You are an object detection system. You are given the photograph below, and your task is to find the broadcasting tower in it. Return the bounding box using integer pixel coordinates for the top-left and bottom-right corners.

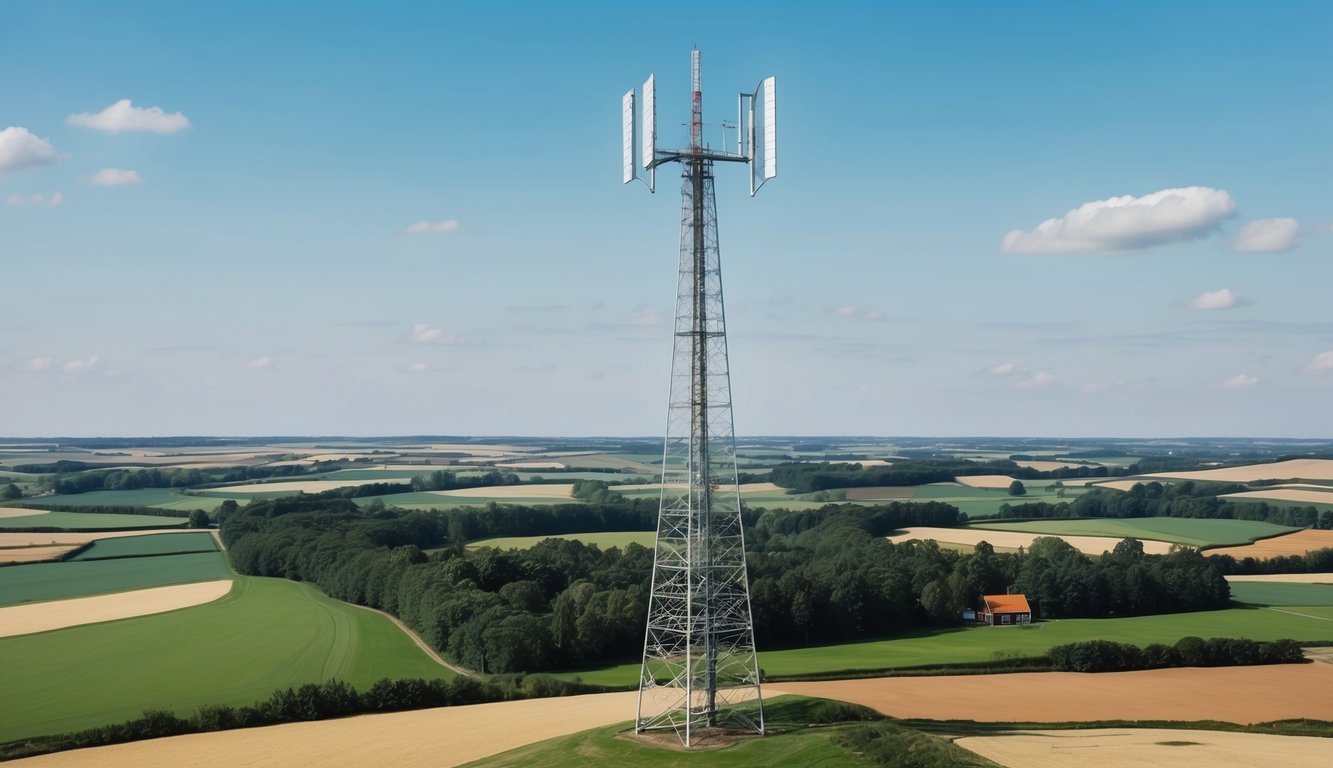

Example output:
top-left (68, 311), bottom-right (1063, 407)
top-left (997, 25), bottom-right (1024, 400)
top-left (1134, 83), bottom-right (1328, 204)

top-left (621, 50), bottom-right (777, 747)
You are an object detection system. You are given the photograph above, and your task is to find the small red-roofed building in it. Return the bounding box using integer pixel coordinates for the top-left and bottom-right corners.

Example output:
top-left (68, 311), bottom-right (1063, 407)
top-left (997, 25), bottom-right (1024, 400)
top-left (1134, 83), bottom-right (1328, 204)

top-left (979, 594), bottom-right (1032, 625)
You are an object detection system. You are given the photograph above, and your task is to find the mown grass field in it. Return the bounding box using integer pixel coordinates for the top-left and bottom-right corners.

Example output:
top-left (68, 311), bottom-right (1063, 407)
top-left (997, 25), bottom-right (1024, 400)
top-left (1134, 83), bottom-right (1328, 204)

top-left (463, 696), bottom-right (996, 768)
top-left (0, 551), bottom-right (231, 605)
top-left (970, 517), bottom-right (1296, 548)
top-left (1229, 582), bottom-right (1333, 606)
top-left (547, 606), bottom-right (1333, 687)
top-left (35, 488), bottom-right (246, 513)
top-left (67, 532), bottom-right (218, 561)
top-left (0, 574), bottom-right (453, 742)
top-left (0, 510), bottom-right (187, 530)
top-left (464, 531), bottom-right (655, 551)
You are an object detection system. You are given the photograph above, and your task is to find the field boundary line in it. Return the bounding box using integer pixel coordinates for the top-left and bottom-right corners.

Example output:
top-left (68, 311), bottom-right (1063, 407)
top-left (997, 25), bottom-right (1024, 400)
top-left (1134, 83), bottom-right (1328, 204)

top-left (345, 602), bottom-right (480, 678)
top-left (1266, 607), bottom-right (1333, 622)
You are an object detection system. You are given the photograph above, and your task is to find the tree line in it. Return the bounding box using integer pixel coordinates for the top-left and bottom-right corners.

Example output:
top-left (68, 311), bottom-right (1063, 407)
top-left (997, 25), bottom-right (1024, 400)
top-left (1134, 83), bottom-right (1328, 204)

top-left (220, 495), bottom-right (1232, 675)
top-left (1048, 637), bottom-right (1306, 672)
top-left (997, 480), bottom-right (1333, 529)
top-left (767, 459), bottom-right (1126, 493)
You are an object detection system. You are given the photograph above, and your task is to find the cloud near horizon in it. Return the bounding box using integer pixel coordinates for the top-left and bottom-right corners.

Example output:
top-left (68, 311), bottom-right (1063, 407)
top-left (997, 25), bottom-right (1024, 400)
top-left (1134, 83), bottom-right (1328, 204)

top-left (0, 127), bottom-right (58, 172)
top-left (402, 219), bottom-right (459, 235)
top-left (246, 356), bottom-right (274, 370)
top-left (1001, 186), bottom-right (1236, 254)
top-left (404, 323), bottom-right (463, 345)
top-left (61, 355), bottom-right (100, 375)
top-left (88, 168), bottom-right (143, 187)
top-left (1188, 288), bottom-right (1243, 311)
top-left (1231, 217), bottom-right (1300, 253)
top-left (1305, 351), bottom-right (1333, 375)
top-left (5, 191), bottom-right (63, 207)
top-left (1218, 373), bottom-right (1258, 390)
top-left (66, 99), bottom-right (191, 134)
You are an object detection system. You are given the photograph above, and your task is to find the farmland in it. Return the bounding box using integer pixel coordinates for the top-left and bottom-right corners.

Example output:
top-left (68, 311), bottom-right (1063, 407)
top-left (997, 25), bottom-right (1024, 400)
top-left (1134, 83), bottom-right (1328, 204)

top-left (0, 510), bottom-right (188, 530)
top-left (0, 581), bottom-right (233, 638)
top-left (549, 606), bottom-right (1333, 687)
top-left (67, 532), bottom-right (217, 560)
top-left (970, 517), bottom-right (1297, 548)
top-left (1206, 529), bottom-right (1333, 559)
top-left (958, 728), bottom-right (1333, 768)
top-left (465, 531), bottom-right (655, 550)
top-left (0, 551), bottom-right (231, 605)
top-left (0, 575), bottom-right (453, 742)
top-left (1227, 581), bottom-right (1333, 606)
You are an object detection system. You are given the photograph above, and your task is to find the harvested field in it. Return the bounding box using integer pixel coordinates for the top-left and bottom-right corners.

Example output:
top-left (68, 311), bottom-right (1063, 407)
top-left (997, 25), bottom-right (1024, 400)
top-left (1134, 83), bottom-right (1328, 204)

top-left (5, 691), bottom-right (643, 768)
top-left (0, 508), bottom-right (46, 519)
top-left (1227, 573), bottom-right (1333, 583)
top-left (1014, 460), bottom-right (1095, 471)
top-left (777, 664), bottom-right (1333, 723)
top-left (845, 486), bottom-right (918, 501)
top-left (1149, 458), bottom-right (1333, 483)
top-left (218, 478), bottom-right (398, 494)
top-left (957, 728), bottom-right (1333, 768)
top-left (464, 531), bottom-right (655, 551)
top-left (887, 526), bottom-right (1174, 555)
top-left (495, 461), bottom-right (566, 470)
top-left (1221, 489), bottom-right (1333, 505)
top-left (0, 545), bottom-right (77, 563)
top-left (0, 529), bottom-right (204, 548)
top-left (0, 580), bottom-right (232, 638)
top-left (973, 517), bottom-right (1293, 548)
top-left (1207, 529), bottom-right (1333, 559)
top-left (433, 483), bottom-right (574, 499)
top-left (1090, 479), bottom-right (1152, 491)
top-left (956, 475), bottom-right (1018, 489)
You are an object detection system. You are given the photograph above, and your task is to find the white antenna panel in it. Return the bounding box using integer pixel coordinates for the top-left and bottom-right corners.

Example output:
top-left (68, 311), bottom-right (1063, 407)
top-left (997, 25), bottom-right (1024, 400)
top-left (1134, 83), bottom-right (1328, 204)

top-left (622, 89), bottom-right (636, 184)
top-left (750, 76), bottom-right (776, 195)
top-left (641, 74), bottom-right (656, 170)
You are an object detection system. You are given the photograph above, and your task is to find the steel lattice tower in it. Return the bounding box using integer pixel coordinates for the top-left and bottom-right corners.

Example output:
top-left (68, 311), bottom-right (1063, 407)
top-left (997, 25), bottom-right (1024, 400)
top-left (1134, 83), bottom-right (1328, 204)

top-left (621, 50), bottom-right (777, 747)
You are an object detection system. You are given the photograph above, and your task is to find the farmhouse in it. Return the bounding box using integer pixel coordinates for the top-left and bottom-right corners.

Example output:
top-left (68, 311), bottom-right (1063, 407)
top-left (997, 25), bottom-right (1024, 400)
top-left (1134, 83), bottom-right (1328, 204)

top-left (978, 594), bottom-right (1031, 626)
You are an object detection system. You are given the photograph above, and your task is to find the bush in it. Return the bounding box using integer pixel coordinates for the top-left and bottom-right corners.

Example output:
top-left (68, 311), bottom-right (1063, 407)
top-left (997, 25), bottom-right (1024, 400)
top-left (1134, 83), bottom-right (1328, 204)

top-left (1048, 638), bottom-right (1307, 672)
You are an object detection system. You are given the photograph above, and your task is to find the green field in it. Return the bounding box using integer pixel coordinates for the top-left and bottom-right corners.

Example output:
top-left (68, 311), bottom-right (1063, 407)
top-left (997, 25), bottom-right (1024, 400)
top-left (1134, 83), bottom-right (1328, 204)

top-left (0, 510), bottom-right (187, 530)
top-left (0, 551), bottom-right (231, 605)
top-left (465, 531), bottom-right (655, 550)
top-left (0, 574), bottom-right (454, 742)
top-left (354, 491), bottom-right (581, 510)
top-left (908, 483), bottom-right (1078, 518)
top-left (35, 488), bottom-right (244, 513)
top-left (970, 517), bottom-right (1297, 548)
top-left (465, 696), bottom-right (994, 768)
top-left (1229, 581), bottom-right (1333, 606)
top-left (548, 606), bottom-right (1333, 687)
top-left (68, 532), bottom-right (218, 561)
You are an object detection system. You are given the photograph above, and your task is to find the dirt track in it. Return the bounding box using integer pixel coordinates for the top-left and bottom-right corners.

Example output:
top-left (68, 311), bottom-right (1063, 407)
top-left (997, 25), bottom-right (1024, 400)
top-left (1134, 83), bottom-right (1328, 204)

top-left (777, 664), bottom-right (1333, 723)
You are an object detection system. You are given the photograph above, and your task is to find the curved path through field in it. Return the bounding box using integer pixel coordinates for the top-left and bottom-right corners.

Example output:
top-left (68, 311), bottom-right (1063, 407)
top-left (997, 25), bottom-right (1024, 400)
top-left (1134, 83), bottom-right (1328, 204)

top-left (9, 692), bottom-right (643, 768)
top-left (777, 664), bottom-right (1333, 723)
top-left (957, 728), bottom-right (1333, 768)
top-left (347, 603), bottom-right (478, 678)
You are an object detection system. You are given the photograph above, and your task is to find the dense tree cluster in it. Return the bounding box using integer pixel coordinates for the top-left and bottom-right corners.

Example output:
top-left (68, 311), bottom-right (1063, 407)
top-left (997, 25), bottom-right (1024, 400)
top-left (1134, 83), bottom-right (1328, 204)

top-left (998, 481), bottom-right (1332, 529)
top-left (1048, 637), bottom-right (1305, 672)
top-left (1211, 547), bottom-right (1333, 575)
top-left (768, 460), bottom-right (1124, 493)
top-left (36, 463), bottom-right (328, 495)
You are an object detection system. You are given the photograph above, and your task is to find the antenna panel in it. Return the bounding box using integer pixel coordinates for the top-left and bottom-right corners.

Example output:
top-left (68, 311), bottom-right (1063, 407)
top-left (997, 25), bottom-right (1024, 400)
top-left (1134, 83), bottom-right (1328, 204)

top-left (750, 76), bottom-right (776, 195)
top-left (622, 89), bottom-right (636, 184)
top-left (641, 75), bottom-right (656, 170)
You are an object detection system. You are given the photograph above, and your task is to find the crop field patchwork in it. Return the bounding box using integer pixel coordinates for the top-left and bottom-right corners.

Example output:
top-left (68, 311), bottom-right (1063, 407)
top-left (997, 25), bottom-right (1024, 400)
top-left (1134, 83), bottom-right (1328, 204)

top-left (549, 607), bottom-right (1333, 687)
top-left (970, 517), bottom-right (1297, 548)
top-left (464, 531), bottom-right (655, 550)
top-left (0, 575), bottom-right (453, 742)
top-left (0, 510), bottom-right (189, 530)
top-left (67, 532), bottom-right (218, 560)
top-left (1204, 529), bottom-right (1333, 559)
top-left (0, 551), bottom-right (231, 605)
top-left (957, 728), bottom-right (1333, 768)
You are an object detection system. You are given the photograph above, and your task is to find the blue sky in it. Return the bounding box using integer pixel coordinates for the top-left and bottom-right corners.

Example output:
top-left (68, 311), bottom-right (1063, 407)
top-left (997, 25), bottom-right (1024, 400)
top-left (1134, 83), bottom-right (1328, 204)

top-left (2, 1), bottom-right (1330, 437)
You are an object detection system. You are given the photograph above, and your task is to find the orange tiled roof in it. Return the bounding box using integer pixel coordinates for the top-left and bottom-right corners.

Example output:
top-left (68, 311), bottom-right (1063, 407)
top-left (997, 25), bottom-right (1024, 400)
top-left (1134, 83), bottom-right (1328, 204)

top-left (983, 594), bottom-right (1031, 613)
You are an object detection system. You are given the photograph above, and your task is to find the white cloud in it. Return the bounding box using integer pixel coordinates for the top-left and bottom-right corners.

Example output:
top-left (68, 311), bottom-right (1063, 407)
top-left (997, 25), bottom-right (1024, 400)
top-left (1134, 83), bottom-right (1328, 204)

top-left (1232, 217), bottom-right (1300, 253)
top-left (66, 99), bottom-right (191, 134)
top-left (61, 355), bottom-right (100, 374)
top-left (0, 127), bottom-right (58, 172)
top-left (88, 168), bottom-right (143, 187)
top-left (407, 362), bottom-right (429, 373)
top-left (1014, 371), bottom-right (1055, 390)
top-left (1187, 288), bottom-right (1242, 311)
top-left (626, 307), bottom-right (664, 326)
top-left (1304, 351), bottom-right (1333, 375)
top-left (402, 219), bottom-right (460, 235)
top-left (834, 305), bottom-right (857, 317)
top-left (1001, 186), bottom-right (1236, 254)
top-left (5, 191), bottom-right (63, 207)
top-left (988, 362), bottom-right (1017, 377)
top-left (246, 356), bottom-right (274, 370)
top-left (404, 323), bottom-right (463, 345)
top-left (23, 357), bottom-right (53, 371)
top-left (1218, 373), bottom-right (1258, 390)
